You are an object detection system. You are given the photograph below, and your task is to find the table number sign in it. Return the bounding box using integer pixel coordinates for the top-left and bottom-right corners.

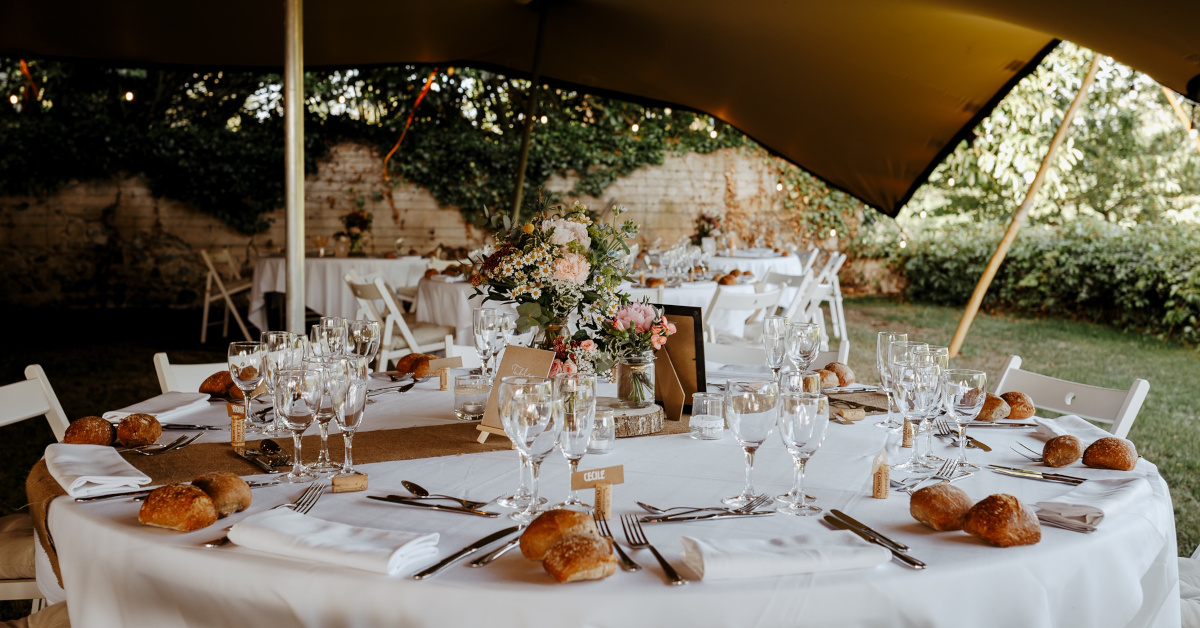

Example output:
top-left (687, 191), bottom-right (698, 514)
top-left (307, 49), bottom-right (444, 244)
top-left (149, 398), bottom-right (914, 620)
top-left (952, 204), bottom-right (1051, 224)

top-left (655, 306), bottom-right (706, 420)
top-left (571, 465), bottom-right (625, 520)
top-left (475, 345), bottom-right (556, 444)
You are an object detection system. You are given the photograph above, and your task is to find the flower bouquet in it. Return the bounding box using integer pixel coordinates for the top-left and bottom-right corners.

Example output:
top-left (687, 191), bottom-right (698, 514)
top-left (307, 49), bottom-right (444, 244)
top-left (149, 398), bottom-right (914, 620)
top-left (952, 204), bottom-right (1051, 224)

top-left (591, 301), bottom-right (677, 407)
top-left (689, 213), bottom-right (722, 246)
top-left (336, 208), bottom-right (374, 255)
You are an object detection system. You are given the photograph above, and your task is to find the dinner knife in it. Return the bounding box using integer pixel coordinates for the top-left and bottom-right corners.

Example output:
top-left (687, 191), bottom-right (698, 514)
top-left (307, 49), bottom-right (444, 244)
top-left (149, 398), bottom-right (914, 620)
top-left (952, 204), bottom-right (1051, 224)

top-left (74, 480), bottom-right (281, 502)
top-left (822, 515), bottom-right (925, 570)
top-left (988, 465), bottom-right (1087, 482)
top-left (640, 510), bottom-right (775, 524)
top-left (965, 422), bottom-right (1038, 428)
top-left (412, 525), bottom-right (522, 580)
top-left (828, 510), bottom-right (909, 552)
top-left (367, 495), bottom-right (500, 517)
top-left (963, 434), bottom-right (992, 451)
top-left (163, 424), bottom-right (224, 431)
top-left (988, 467), bottom-right (1085, 485)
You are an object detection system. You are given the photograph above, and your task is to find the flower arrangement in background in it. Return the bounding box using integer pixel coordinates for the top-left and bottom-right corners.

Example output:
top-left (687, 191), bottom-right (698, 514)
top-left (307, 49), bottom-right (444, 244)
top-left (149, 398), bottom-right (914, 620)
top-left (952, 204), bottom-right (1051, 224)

top-left (336, 208), bottom-right (374, 254)
top-left (689, 213), bottom-right (722, 245)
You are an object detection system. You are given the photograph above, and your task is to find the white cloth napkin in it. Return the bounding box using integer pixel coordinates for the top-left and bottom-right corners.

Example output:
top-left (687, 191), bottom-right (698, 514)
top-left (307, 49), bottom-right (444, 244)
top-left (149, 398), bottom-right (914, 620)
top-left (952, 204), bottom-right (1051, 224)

top-left (44, 444), bottom-right (152, 498)
top-left (679, 532), bottom-right (890, 580)
top-left (102, 392), bottom-right (210, 423)
top-left (1032, 415), bottom-right (1112, 442)
top-left (1036, 477), bottom-right (1152, 528)
top-left (227, 509), bottom-right (439, 576)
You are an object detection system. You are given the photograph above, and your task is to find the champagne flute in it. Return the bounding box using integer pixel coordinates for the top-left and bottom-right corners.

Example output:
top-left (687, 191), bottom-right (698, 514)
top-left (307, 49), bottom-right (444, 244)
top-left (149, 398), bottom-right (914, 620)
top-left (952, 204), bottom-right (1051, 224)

top-left (228, 341), bottom-right (264, 428)
top-left (551, 373), bottom-right (596, 512)
top-left (762, 316), bottom-right (788, 379)
top-left (786, 322), bottom-right (821, 371)
top-left (346, 320), bottom-right (381, 370)
top-left (335, 357), bottom-right (369, 476)
top-left (913, 345), bottom-right (949, 464)
top-left (944, 369), bottom-right (987, 469)
top-left (777, 393), bottom-right (829, 516)
top-left (472, 308), bottom-right (499, 378)
top-left (722, 378), bottom-right (780, 507)
top-left (498, 376), bottom-right (560, 523)
top-left (273, 367), bottom-right (321, 483)
top-left (875, 331), bottom-right (907, 430)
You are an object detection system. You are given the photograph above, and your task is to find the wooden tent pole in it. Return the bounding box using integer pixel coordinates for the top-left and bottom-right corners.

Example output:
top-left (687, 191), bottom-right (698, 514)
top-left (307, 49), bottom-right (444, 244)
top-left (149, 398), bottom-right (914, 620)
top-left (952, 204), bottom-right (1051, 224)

top-left (284, 0), bottom-right (306, 334)
top-left (510, 7), bottom-right (548, 225)
top-left (947, 53), bottom-right (1101, 358)
top-left (1161, 86), bottom-right (1200, 156)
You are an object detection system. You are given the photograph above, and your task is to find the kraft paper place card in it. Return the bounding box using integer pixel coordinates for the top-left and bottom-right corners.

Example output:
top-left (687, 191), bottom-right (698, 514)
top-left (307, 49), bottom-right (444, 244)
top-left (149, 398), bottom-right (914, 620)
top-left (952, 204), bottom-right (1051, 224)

top-left (476, 345), bottom-right (556, 443)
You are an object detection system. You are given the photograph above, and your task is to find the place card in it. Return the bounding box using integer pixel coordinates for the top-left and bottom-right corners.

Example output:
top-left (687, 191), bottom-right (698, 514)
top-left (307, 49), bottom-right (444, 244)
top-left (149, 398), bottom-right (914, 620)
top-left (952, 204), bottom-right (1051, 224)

top-left (871, 447), bottom-right (888, 499)
top-left (476, 345), bottom-right (556, 444)
top-left (572, 465), bottom-right (624, 521)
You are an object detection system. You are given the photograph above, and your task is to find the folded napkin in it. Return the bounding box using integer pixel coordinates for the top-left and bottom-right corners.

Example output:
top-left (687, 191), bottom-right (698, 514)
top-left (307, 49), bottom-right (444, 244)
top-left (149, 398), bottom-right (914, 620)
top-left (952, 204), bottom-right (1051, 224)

top-left (227, 509), bottom-right (439, 576)
top-left (44, 444), bottom-right (152, 498)
top-left (102, 392), bottom-right (210, 423)
top-left (1036, 477), bottom-right (1152, 528)
top-left (1032, 415), bottom-right (1112, 442)
top-left (680, 532), bottom-right (890, 580)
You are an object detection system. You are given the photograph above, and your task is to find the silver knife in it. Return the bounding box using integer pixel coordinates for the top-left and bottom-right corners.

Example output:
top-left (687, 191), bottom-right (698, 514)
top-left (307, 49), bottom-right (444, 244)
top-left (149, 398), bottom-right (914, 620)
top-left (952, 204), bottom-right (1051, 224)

top-left (640, 511), bottom-right (775, 524)
top-left (163, 424), bottom-right (224, 431)
top-left (412, 525), bottom-right (522, 579)
top-left (368, 495), bottom-right (499, 517)
top-left (235, 449), bottom-right (280, 474)
top-left (989, 465), bottom-right (1087, 482)
top-left (368, 382), bottom-right (416, 397)
top-left (823, 515), bottom-right (925, 570)
top-left (989, 468), bottom-right (1085, 485)
top-left (75, 480), bottom-right (280, 502)
top-left (829, 510), bottom-right (909, 552)
top-left (966, 422), bottom-right (1038, 428)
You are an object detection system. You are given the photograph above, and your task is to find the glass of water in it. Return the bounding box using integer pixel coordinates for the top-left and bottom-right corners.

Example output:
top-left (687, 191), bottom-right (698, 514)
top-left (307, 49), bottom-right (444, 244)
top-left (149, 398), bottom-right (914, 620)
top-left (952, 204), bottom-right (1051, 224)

top-left (587, 409), bottom-right (616, 454)
top-left (453, 374), bottom-right (490, 421)
top-left (689, 392), bottom-right (724, 440)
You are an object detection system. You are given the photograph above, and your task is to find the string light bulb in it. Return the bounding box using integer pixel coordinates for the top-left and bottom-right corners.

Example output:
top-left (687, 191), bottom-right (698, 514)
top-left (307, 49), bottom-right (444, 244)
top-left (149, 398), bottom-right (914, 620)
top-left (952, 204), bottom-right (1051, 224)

top-left (540, 115), bottom-right (548, 124)
top-left (631, 123), bottom-right (639, 132)
top-left (829, 229), bottom-right (837, 237)
top-left (124, 91), bottom-right (134, 101)
top-left (919, 210), bottom-right (927, 218)
top-left (664, 107), bottom-right (672, 115)
top-left (899, 240), bottom-right (908, 249)
top-left (338, 95), bottom-right (345, 104)
top-left (776, 183), bottom-right (783, 191)
top-left (8, 95), bottom-right (17, 105)
top-left (709, 130), bottom-right (718, 139)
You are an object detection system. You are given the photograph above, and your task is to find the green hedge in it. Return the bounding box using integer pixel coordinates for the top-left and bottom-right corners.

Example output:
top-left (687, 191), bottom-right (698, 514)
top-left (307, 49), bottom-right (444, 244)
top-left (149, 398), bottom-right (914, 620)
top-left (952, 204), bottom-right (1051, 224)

top-left (892, 219), bottom-right (1200, 345)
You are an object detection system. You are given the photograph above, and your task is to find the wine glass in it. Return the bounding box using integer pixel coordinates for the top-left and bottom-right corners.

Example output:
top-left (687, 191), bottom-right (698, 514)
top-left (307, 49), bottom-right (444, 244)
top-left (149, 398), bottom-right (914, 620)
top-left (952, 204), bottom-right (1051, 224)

top-left (722, 378), bottom-right (780, 507)
top-left (473, 308), bottom-right (499, 378)
top-left (335, 357), bottom-right (370, 476)
top-left (552, 373), bottom-right (596, 512)
top-left (497, 376), bottom-right (560, 523)
top-left (780, 368), bottom-right (821, 394)
top-left (944, 369), bottom-right (987, 469)
top-left (762, 316), bottom-right (788, 378)
top-left (786, 322), bottom-right (821, 371)
top-left (890, 358), bottom-right (939, 473)
top-left (488, 311), bottom-right (516, 373)
top-left (320, 317), bottom-right (349, 356)
top-left (273, 367), bottom-right (321, 483)
top-left (228, 341), bottom-right (264, 428)
top-left (776, 392), bottom-right (830, 516)
top-left (346, 320), bottom-right (381, 370)
top-left (302, 357), bottom-right (348, 474)
top-left (875, 331), bottom-right (908, 430)
top-left (913, 345), bottom-right (949, 464)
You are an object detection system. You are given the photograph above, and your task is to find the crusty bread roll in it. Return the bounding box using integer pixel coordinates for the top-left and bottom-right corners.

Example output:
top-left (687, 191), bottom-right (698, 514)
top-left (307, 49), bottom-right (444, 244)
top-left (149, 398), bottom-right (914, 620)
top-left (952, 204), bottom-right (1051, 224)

top-left (814, 369), bottom-right (839, 389)
top-left (423, 268), bottom-right (438, 280)
top-left (117, 413), bottom-right (162, 447)
top-left (963, 494), bottom-right (1041, 547)
top-left (975, 393), bottom-right (1010, 422)
top-left (442, 265), bottom-right (462, 276)
top-left (199, 371), bottom-right (234, 396)
top-left (411, 355), bottom-right (435, 379)
top-left (191, 472), bottom-right (252, 518)
top-left (729, 269), bottom-right (742, 276)
top-left (138, 484), bottom-right (219, 532)
top-left (1000, 391), bottom-right (1035, 419)
top-left (1083, 437), bottom-right (1138, 471)
top-left (1043, 435), bottom-right (1083, 468)
top-left (910, 484), bottom-right (973, 531)
top-left (741, 271), bottom-right (754, 278)
top-left (823, 362), bottom-right (855, 387)
top-left (64, 416), bottom-right (116, 446)
top-left (645, 277), bottom-right (667, 289)
top-left (542, 534), bottom-right (617, 583)
top-left (394, 353), bottom-right (436, 376)
top-left (520, 510), bottom-right (599, 561)
top-left (717, 274), bottom-right (738, 286)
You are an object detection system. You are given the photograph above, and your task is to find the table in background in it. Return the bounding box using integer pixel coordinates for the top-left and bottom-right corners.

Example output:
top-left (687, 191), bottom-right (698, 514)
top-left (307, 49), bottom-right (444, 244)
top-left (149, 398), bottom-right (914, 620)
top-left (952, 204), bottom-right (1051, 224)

top-left (705, 253), bottom-right (804, 278)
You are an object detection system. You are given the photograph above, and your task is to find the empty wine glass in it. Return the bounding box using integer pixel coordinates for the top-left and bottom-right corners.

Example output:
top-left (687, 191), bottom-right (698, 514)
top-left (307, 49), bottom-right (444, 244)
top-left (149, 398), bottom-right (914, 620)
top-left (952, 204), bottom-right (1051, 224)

top-left (302, 357), bottom-right (348, 474)
top-left (944, 369), bottom-right (987, 469)
top-left (259, 331), bottom-right (291, 435)
top-left (490, 311), bottom-right (516, 370)
top-left (762, 316), bottom-right (788, 378)
top-left (274, 367), bottom-right (321, 483)
top-left (552, 373), bottom-right (596, 512)
top-left (786, 322), bottom-right (821, 371)
top-left (890, 358), bottom-right (939, 473)
top-left (722, 378), bottom-right (780, 507)
top-left (498, 376), bottom-right (560, 523)
top-left (346, 320), bottom-right (381, 370)
top-left (913, 345), bottom-right (950, 465)
top-left (780, 368), bottom-right (821, 394)
top-left (336, 358), bottom-right (369, 476)
top-left (875, 331), bottom-right (907, 430)
top-left (777, 393), bottom-right (830, 516)
top-left (228, 341), bottom-right (264, 428)
top-left (473, 308), bottom-right (499, 378)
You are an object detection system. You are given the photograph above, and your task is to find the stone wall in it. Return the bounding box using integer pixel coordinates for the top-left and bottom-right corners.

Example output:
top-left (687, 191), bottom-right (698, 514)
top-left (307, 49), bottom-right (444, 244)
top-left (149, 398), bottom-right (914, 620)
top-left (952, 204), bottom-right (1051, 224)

top-left (0, 143), bottom-right (797, 308)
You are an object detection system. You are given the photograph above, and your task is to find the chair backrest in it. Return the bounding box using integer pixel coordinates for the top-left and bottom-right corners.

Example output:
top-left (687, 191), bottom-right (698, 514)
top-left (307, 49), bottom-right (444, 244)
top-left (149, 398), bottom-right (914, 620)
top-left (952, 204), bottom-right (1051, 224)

top-left (762, 271), bottom-right (816, 319)
top-left (154, 353), bottom-right (225, 394)
top-left (201, 249), bottom-right (243, 282)
top-left (444, 335), bottom-right (484, 368)
top-left (703, 287), bottom-right (783, 340)
top-left (797, 248), bottom-right (820, 274)
top-left (427, 258), bottom-right (468, 272)
top-left (703, 342), bottom-right (765, 366)
top-left (344, 273), bottom-right (424, 369)
top-left (814, 338), bottom-right (850, 366)
top-left (994, 355), bottom-right (1149, 439)
top-left (0, 366), bottom-right (70, 442)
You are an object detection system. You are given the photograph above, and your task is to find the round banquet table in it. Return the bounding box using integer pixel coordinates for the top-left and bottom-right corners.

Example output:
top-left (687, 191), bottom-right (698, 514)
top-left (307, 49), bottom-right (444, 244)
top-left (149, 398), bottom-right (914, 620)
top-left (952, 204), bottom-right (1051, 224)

top-left (248, 256), bottom-right (430, 330)
top-left (413, 277), bottom-right (519, 343)
top-left (705, 252), bottom-right (805, 278)
top-left (45, 382), bottom-right (1179, 628)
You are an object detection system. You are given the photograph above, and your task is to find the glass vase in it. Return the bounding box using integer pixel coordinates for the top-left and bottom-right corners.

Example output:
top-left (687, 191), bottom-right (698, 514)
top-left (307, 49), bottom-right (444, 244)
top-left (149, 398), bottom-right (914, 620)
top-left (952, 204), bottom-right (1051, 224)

top-left (530, 319), bottom-right (568, 352)
top-left (617, 352), bottom-right (655, 408)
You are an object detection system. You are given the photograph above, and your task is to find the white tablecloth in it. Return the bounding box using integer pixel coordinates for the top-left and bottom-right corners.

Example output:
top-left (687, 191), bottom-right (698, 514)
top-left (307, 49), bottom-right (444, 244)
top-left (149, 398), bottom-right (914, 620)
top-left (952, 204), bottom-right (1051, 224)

top-left (706, 253), bottom-right (804, 278)
top-left (49, 386), bottom-right (1179, 627)
top-left (248, 256), bottom-right (430, 330)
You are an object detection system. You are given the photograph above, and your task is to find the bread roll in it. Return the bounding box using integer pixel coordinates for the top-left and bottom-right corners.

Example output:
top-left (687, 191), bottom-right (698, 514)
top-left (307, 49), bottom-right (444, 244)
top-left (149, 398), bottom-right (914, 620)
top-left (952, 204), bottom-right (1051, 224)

top-left (975, 393), bottom-right (1010, 422)
top-left (815, 369), bottom-right (839, 389)
top-left (423, 268), bottom-right (438, 280)
top-left (227, 384), bottom-right (245, 400)
top-left (1042, 435), bottom-right (1083, 467)
top-left (411, 355), bottom-right (435, 379)
top-left (729, 269), bottom-right (742, 276)
top-left (542, 534), bottom-right (617, 583)
top-left (442, 265), bottom-right (462, 276)
top-left (64, 416), bottom-right (116, 446)
top-left (1083, 437), bottom-right (1138, 471)
top-left (741, 271), bottom-right (754, 278)
top-left (394, 353), bottom-right (434, 376)
top-left (520, 510), bottom-right (599, 561)
top-left (717, 274), bottom-right (738, 286)
top-left (963, 494), bottom-right (1041, 547)
top-left (116, 413), bottom-right (162, 447)
top-left (138, 484), bottom-right (219, 532)
top-left (910, 484), bottom-right (973, 531)
top-left (645, 277), bottom-right (667, 289)
top-left (823, 362), bottom-right (855, 387)
top-left (191, 472), bottom-right (252, 517)
top-left (999, 391), bottom-right (1035, 419)
top-left (199, 371), bottom-right (234, 395)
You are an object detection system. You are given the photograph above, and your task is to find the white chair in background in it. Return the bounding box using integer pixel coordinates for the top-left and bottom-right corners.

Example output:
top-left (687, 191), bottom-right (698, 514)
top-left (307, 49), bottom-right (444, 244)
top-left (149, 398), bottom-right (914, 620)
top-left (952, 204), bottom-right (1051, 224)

top-left (443, 335), bottom-right (483, 369)
top-left (796, 248), bottom-right (821, 275)
top-left (0, 365), bottom-right (71, 610)
top-left (994, 355), bottom-right (1149, 439)
top-left (200, 249), bottom-right (253, 343)
top-left (704, 337), bottom-right (849, 369)
top-left (346, 268), bottom-right (416, 314)
top-left (794, 252), bottom-right (847, 347)
top-left (760, 270), bottom-right (814, 319)
top-left (154, 353), bottom-right (224, 394)
top-left (702, 287), bottom-right (782, 344)
top-left (344, 274), bottom-right (453, 371)
top-left (814, 338), bottom-right (850, 366)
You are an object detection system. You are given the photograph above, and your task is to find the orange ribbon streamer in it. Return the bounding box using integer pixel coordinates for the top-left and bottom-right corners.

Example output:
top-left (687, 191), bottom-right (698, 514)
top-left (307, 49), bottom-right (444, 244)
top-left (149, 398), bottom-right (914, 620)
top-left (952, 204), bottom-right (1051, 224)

top-left (19, 60), bottom-right (39, 102)
top-left (383, 68), bottom-right (439, 182)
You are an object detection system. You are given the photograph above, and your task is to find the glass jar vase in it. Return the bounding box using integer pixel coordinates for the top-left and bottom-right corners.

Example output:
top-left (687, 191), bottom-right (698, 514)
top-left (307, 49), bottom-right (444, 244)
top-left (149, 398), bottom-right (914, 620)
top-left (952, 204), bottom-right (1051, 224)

top-left (616, 352), bottom-right (656, 408)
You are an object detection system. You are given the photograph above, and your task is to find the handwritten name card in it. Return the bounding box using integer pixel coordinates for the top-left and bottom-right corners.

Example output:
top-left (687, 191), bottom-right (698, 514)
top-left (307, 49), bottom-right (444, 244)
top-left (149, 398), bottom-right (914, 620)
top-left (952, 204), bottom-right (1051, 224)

top-left (476, 345), bottom-right (556, 443)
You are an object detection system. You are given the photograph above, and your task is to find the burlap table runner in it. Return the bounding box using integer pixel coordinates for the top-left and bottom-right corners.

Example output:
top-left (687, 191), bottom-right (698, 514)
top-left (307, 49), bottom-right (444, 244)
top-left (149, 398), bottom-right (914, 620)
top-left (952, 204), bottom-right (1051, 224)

top-left (830, 391), bottom-right (890, 413)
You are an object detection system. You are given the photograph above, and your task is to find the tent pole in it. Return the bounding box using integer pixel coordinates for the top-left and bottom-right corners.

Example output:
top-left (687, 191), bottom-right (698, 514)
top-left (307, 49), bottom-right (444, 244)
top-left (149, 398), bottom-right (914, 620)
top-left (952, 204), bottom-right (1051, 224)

top-left (1161, 86), bottom-right (1200, 155)
top-left (510, 7), bottom-right (548, 225)
top-left (284, 0), bottom-right (306, 334)
top-left (947, 53), bottom-right (1101, 358)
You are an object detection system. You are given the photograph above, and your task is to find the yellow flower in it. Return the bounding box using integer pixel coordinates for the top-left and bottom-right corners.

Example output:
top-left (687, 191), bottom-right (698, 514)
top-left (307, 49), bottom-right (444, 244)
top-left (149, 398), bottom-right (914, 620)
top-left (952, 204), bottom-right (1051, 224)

top-left (523, 223), bottom-right (535, 234)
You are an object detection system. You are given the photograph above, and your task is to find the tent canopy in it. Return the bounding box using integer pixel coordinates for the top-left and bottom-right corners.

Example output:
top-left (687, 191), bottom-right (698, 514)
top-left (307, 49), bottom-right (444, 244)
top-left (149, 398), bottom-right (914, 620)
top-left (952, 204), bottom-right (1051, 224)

top-left (3, 0), bottom-right (1199, 216)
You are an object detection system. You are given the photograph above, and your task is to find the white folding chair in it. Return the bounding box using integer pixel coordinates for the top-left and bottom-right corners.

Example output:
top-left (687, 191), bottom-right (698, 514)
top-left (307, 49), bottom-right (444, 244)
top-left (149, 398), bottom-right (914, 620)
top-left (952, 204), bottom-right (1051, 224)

top-left (0, 365), bottom-right (71, 609)
top-left (761, 270), bottom-right (814, 319)
top-left (154, 353), bottom-right (225, 394)
top-left (200, 249), bottom-right (253, 343)
top-left (994, 355), bottom-right (1149, 439)
top-left (344, 274), bottom-right (453, 371)
top-left (814, 338), bottom-right (850, 367)
top-left (795, 252), bottom-right (847, 347)
top-left (346, 268), bottom-right (415, 314)
top-left (444, 335), bottom-right (483, 369)
top-left (703, 342), bottom-right (766, 366)
top-left (702, 287), bottom-right (783, 344)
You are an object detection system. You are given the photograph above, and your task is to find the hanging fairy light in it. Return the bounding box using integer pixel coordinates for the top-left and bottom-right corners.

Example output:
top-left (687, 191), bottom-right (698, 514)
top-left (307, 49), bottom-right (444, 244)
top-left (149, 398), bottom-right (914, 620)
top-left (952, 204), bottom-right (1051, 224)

top-left (776, 183), bottom-right (783, 191)
top-left (899, 240), bottom-right (908, 249)
top-left (709, 130), bottom-right (718, 138)
top-left (631, 123), bottom-right (640, 132)
top-left (540, 115), bottom-right (548, 124)
top-left (829, 229), bottom-right (837, 237)
top-left (8, 95), bottom-right (17, 105)
top-left (124, 91), bottom-right (134, 101)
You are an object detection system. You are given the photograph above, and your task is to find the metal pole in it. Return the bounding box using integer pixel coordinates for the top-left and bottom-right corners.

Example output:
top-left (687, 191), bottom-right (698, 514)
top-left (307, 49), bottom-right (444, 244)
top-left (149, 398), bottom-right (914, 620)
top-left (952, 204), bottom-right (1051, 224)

top-left (510, 7), bottom-right (547, 225)
top-left (948, 53), bottom-right (1101, 358)
top-left (284, 0), bottom-right (306, 334)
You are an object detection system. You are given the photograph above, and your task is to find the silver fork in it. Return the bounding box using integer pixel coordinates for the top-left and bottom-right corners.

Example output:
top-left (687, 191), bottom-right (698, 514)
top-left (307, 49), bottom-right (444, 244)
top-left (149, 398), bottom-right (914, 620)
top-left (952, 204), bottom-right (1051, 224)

top-left (202, 481), bottom-right (324, 548)
top-left (620, 514), bottom-right (687, 585)
top-left (933, 419), bottom-right (977, 449)
top-left (1012, 442), bottom-right (1044, 462)
top-left (115, 435), bottom-right (187, 454)
top-left (904, 457), bottom-right (962, 494)
top-left (125, 433), bottom-right (203, 456)
top-left (594, 513), bottom-right (641, 572)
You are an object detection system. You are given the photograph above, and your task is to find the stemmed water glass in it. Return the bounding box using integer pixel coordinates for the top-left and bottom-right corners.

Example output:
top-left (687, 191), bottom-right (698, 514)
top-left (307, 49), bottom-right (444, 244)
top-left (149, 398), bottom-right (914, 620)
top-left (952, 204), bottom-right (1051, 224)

top-left (302, 356), bottom-right (349, 474)
top-left (346, 320), bottom-right (381, 370)
top-left (786, 322), bottom-right (821, 372)
top-left (497, 376), bottom-right (561, 523)
top-left (311, 317), bottom-right (348, 357)
top-left (260, 331), bottom-right (302, 436)
top-left (875, 331), bottom-right (907, 430)
top-left (762, 316), bottom-right (788, 379)
top-left (777, 392), bottom-right (830, 516)
top-left (913, 345), bottom-right (949, 465)
top-left (335, 358), bottom-right (370, 476)
top-left (551, 373), bottom-right (596, 512)
top-left (722, 378), bottom-right (780, 507)
top-left (273, 367), bottom-right (321, 483)
top-left (890, 356), bottom-right (939, 473)
top-left (473, 308), bottom-right (499, 378)
top-left (780, 368), bottom-right (821, 394)
top-left (488, 311), bottom-right (516, 373)
top-left (944, 369), bottom-right (987, 469)
top-left (228, 341), bottom-right (264, 427)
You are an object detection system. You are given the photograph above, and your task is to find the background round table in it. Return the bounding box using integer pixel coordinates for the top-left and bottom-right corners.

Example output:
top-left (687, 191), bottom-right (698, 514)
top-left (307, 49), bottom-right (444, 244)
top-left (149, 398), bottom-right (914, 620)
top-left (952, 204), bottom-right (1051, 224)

top-left (705, 253), bottom-right (804, 278)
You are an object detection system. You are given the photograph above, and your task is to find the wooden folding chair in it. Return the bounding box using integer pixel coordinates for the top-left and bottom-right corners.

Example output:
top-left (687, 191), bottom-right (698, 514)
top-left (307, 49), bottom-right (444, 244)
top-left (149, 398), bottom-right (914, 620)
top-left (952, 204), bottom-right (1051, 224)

top-left (344, 274), bottom-right (453, 371)
top-left (994, 355), bottom-right (1149, 439)
top-left (200, 249), bottom-right (253, 343)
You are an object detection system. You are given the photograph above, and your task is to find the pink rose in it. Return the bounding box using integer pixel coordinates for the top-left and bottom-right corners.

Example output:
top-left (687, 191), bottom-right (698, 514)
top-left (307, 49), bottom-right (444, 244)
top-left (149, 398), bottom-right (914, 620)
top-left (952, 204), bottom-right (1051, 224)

top-left (553, 253), bottom-right (591, 285)
top-left (579, 340), bottom-right (596, 352)
top-left (549, 359), bottom-right (564, 377)
top-left (651, 334), bottom-right (668, 350)
top-left (664, 321), bottom-right (677, 335)
top-left (563, 359), bottom-right (578, 374)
